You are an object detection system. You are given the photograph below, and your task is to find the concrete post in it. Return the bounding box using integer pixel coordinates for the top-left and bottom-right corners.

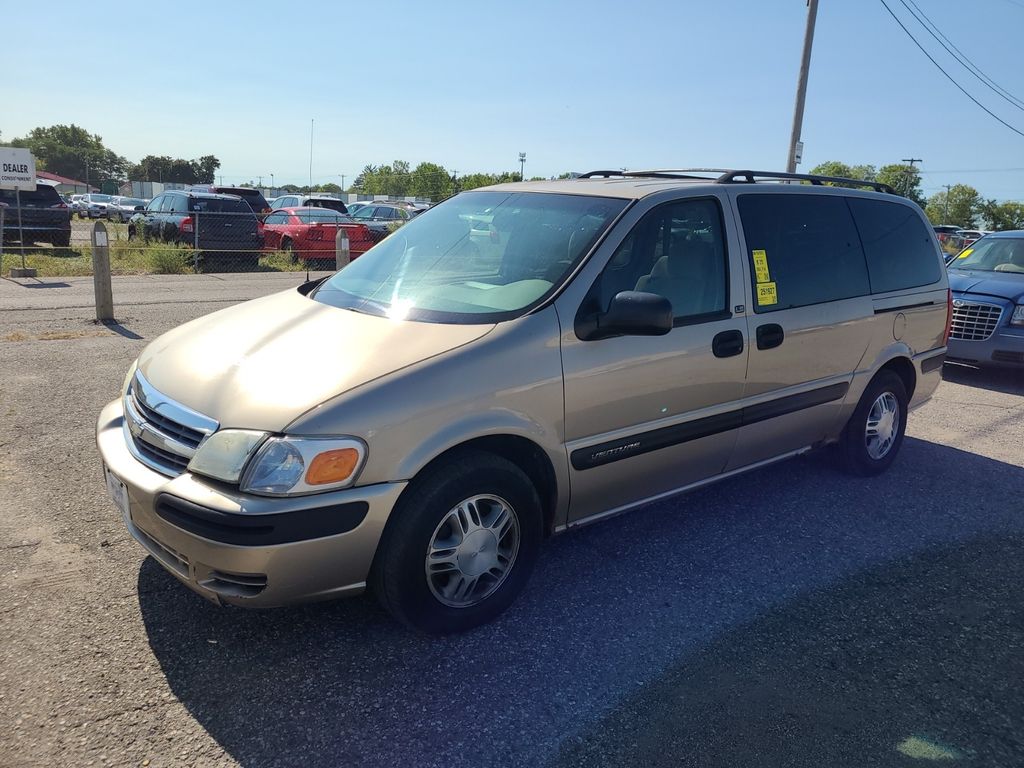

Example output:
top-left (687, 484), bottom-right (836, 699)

top-left (335, 227), bottom-right (350, 271)
top-left (91, 221), bottom-right (114, 321)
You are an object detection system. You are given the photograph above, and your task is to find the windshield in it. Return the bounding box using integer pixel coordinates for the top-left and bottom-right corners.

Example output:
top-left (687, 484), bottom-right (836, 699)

top-left (91, 194), bottom-right (113, 202)
top-left (951, 237), bottom-right (1024, 274)
top-left (120, 198), bottom-right (146, 206)
top-left (314, 191), bottom-right (628, 323)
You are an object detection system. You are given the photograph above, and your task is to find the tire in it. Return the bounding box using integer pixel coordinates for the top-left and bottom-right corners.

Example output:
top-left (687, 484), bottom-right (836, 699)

top-left (839, 371), bottom-right (908, 477)
top-left (51, 232), bottom-right (71, 248)
top-left (371, 451), bottom-right (543, 634)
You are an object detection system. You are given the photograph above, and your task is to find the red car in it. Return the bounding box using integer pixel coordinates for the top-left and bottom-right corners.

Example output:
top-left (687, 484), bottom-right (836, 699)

top-left (262, 207), bottom-right (374, 264)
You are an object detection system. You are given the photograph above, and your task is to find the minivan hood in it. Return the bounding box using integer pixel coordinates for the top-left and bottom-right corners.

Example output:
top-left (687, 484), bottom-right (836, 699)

top-left (136, 287), bottom-right (494, 432)
top-left (948, 270), bottom-right (1024, 303)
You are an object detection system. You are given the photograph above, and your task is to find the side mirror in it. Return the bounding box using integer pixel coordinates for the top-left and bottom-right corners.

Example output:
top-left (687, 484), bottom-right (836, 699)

top-left (576, 290), bottom-right (673, 341)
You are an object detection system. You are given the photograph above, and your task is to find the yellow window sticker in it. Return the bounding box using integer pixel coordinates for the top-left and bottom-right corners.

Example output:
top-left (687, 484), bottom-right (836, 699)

top-left (752, 249), bottom-right (771, 283)
top-left (957, 248), bottom-right (974, 259)
top-left (756, 281), bottom-right (778, 306)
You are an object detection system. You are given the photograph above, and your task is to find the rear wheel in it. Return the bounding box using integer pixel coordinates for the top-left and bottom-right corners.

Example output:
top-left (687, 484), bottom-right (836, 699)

top-left (371, 451), bottom-right (542, 634)
top-left (51, 231), bottom-right (70, 248)
top-left (839, 371), bottom-right (908, 476)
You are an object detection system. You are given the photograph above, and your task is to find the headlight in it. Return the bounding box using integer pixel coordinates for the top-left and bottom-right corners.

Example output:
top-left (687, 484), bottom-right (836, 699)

top-left (240, 437), bottom-right (366, 496)
top-left (1011, 305), bottom-right (1024, 327)
top-left (188, 429), bottom-right (269, 483)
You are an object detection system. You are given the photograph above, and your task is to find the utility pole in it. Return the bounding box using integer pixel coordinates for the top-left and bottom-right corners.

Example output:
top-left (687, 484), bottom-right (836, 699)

top-left (257, 175), bottom-right (263, 188)
top-left (900, 157), bottom-right (922, 198)
top-left (942, 183), bottom-right (952, 222)
top-left (519, 152), bottom-right (526, 182)
top-left (787, 0), bottom-right (819, 173)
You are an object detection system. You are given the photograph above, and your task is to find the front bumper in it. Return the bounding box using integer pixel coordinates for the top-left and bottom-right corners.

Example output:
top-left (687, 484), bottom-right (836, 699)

top-left (946, 297), bottom-right (1024, 368)
top-left (97, 399), bottom-right (406, 607)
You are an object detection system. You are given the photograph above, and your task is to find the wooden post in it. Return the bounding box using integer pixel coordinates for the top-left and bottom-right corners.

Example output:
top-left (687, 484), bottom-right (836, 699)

top-left (91, 221), bottom-right (114, 321)
top-left (335, 227), bottom-right (350, 271)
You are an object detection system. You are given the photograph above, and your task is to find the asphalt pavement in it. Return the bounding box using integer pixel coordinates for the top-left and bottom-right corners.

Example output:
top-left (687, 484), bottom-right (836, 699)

top-left (1, 273), bottom-right (1022, 767)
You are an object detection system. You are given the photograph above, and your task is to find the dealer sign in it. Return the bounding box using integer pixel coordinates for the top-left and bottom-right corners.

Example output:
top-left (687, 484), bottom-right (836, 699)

top-left (0, 147), bottom-right (36, 191)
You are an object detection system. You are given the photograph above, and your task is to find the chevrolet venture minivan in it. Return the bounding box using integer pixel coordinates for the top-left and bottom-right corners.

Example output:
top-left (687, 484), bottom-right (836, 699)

top-left (97, 169), bottom-right (950, 633)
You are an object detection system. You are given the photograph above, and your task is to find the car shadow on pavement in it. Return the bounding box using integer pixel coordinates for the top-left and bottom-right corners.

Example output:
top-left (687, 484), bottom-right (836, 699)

top-left (942, 363), bottom-right (1024, 396)
top-left (137, 438), bottom-right (1024, 768)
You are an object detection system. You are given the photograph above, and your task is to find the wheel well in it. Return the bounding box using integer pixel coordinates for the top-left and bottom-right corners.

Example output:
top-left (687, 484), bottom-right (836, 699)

top-left (878, 356), bottom-right (916, 400)
top-left (414, 435), bottom-right (559, 536)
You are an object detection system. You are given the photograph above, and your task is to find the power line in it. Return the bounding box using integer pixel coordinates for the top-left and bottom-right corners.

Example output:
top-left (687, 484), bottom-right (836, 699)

top-left (878, 0), bottom-right (1024, 138)
top-left (899, 0), bottom-right (1024, 112)
top-left (918, 167), bottom-right (1024, 173)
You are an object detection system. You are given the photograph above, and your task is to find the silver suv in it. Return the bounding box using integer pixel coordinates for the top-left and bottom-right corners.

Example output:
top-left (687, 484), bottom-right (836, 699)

top-left (97, 169), bottom-right (950, 633)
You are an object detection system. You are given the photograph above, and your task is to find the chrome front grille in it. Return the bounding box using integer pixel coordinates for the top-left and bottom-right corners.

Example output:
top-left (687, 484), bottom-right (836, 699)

top-left (950, 300), bottom-right (1002, 341)
top-left (123, 372), bottom-right (218, 476)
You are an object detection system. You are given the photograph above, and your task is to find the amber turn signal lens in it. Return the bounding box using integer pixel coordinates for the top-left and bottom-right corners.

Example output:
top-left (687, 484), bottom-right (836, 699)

top-left (305, 448), bottom-right (360, 486)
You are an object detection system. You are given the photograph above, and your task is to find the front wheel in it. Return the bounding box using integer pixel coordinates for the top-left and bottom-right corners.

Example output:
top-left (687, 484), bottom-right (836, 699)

top-left (371, 451), bottom-right (542, 633)
top-left (839, 371), bottom-right (908, 476)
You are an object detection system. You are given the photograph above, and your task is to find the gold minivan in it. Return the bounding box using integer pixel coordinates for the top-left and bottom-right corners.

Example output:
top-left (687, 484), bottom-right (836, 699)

top-left (97, 169), bottom-right (950, 633)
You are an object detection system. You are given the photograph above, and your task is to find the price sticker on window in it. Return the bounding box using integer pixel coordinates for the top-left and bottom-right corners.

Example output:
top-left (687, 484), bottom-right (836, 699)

top-left (752, 249), bottom-right (771, 283)
top-left (957, 248), bottom-right (973, 259)
top-left (756, 281), bottom-right (778, 306)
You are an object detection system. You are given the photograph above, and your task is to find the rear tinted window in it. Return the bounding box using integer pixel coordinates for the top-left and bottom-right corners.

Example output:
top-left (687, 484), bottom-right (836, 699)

top-left (190, 197), bottom-right (251, 213)
top-left (214, 187), bottom-right (268, 211)
top-left (848, 199), bottom-right (941, 293)
top-left (738, 194), bottom-right (870, 312)
top-left (306, 198), bottom-right (348, 214)
top-left (0, 186), bottom-right (62, 204)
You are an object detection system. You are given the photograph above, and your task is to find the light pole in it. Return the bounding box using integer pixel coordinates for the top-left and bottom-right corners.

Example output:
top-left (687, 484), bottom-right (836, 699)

top-left (519, 152), bottom-right (526, 182)
top-left (270, 173), bottom-right (275, 189)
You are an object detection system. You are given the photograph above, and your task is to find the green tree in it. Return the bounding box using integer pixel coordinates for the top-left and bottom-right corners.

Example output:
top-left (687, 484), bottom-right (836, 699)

top-left (410, 162), bottom-right (452, 200)
top-left (925, 184), bottom-right (981, 227)
top-left (977, 199), bottom-right (1024, 231)
top-left (8, 123), bottom-right (128, 185)
top-left (808, 161), bottom-right (877, 186)
top-left (876, 164), bottom-right (925, 206)
top-left (129, 154), bottom-right (221, 184)
top-left (192, 155), bottom-right (221, 184)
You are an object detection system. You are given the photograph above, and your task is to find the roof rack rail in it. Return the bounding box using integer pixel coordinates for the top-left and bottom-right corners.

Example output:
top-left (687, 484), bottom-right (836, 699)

top-left (714, 169), bottom-right (895, 194)
top-left (577, 168), bottom-right (895, 194)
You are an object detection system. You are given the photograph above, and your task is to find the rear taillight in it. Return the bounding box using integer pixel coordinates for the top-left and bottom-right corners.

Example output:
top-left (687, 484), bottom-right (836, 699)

top-left (943, 288), bottom-right (952, 346)
top-left (179, 216), bottom-right (194, 234)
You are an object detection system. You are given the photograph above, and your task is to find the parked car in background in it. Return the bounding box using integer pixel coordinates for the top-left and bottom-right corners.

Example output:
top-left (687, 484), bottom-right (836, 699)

top-left (945, 231), bottom-right (1024, 368)
top-left (350, 203), bottom-right (414, 242)
top-left (956, 229), bottom-right (986, 248)
top-left (108, 196), bottom-right (149, 223)
top-left (0, 184), bottom-right (72, 247)
top-left (262, 207), bottom-right (374, 265)
top-left (188, 185), bottom-right (272, 218)
top-left (82, 193), bottom-right (115, 218)
top-left (128, 190), bottom-right (262, 270)
top-left (271, 195), bottom-right (350, 214)
top-left (345, 201), bottom-right (369, 215)
top-left (69, 194), bottom-right (86, 217)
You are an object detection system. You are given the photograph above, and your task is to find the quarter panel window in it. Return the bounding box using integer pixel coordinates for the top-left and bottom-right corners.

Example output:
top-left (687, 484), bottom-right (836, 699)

top-left (848, 198), bottom-right (941, 292)
top-left (737, 194), bottom-right (870, 313)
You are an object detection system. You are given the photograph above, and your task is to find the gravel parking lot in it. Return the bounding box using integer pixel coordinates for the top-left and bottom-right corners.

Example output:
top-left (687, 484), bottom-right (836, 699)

top-left (1, 274), bottom-right (1022, 767)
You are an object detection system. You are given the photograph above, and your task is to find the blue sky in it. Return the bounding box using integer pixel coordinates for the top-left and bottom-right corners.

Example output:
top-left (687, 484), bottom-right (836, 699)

top-left (4, 0), bottom-right (1023, 199)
